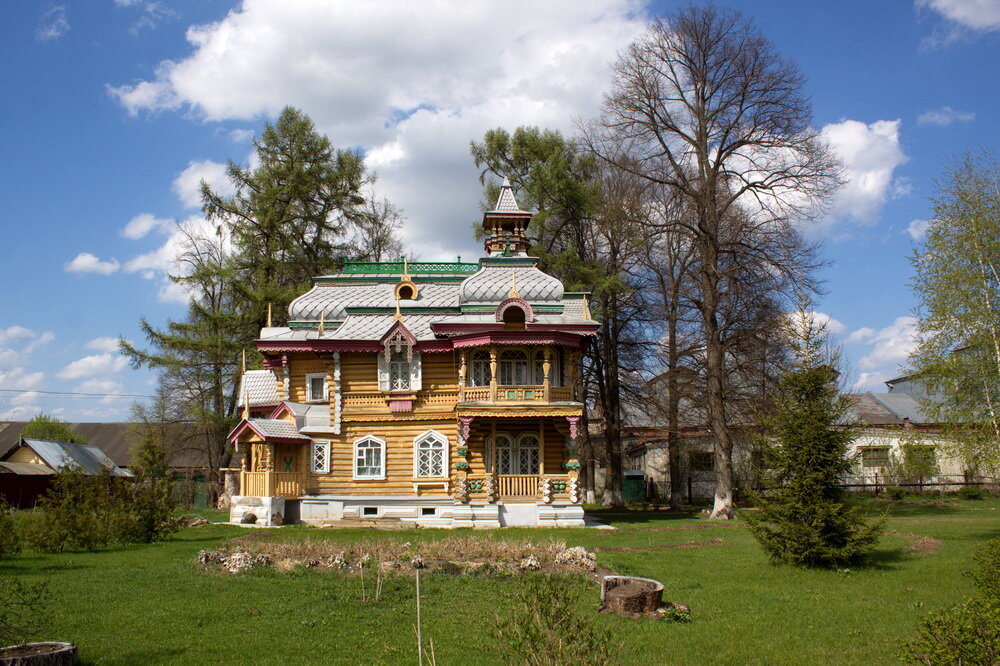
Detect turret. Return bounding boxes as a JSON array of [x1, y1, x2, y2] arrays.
[[482, 177, 532, 256]]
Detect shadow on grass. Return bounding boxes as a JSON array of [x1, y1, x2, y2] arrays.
[[78, 647, 187, 665], [583, 508, 700, 525]]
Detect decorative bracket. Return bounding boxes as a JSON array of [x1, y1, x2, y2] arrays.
[[565, 416, 581, 442], [457, 416, 474, 443]]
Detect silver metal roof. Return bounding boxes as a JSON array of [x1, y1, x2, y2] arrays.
[[18, 438, 130, 476], [237, 369, 280, 407], [459, 265, 563, 304], [279, 402, 331, 430], [289, 283, 459, 321], [490, 178, 529, 213], [247, 419, 311, 440], [869, 393, 931, 424]]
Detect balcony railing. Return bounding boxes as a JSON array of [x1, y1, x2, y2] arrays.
[[460, 385, 576, 403], [240, 471, 305, 497]]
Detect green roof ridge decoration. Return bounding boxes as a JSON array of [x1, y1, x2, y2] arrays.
[[341, 260, 478, 275]]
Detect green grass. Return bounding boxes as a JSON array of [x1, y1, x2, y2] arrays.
[[3, 498, 999, 664]]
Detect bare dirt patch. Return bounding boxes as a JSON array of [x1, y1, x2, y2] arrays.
[[888, 531, 942, 554], [608, 523, 744, 534]]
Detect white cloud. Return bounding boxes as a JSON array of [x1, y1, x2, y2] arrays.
[[917, 106, 976, 126], [917, 0, 1000, 31], [0, 326, 36, 343], [74, 378, 126, 403], [907, 218, 931, 241], [853, 316, 919, 374], [0, 367, 44, 390], [37, 5, 69, 42], [845, 327, 879, 344], [107, 0, 648, 260], [820, 119, 910, 231], [65, 252, 121, 275], [121, 213, 173, 239], [0, 403, 45, 421], [57, 354, 128, 380], [86, 337, 124, 353], [123, 215, 229, 304], [229, 128, 254, 143], [172, 159, 233, 209]]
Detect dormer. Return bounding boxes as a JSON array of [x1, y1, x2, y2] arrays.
[[483, 177, 532, 256]]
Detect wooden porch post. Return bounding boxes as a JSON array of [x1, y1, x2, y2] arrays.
[[459, 350, 467, 401], [489, 345, 498, 402], [542, 348, 552, 401]]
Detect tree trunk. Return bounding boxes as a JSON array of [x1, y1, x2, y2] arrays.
[[700, 235, 735, 520], [600, 297, 624, 507]]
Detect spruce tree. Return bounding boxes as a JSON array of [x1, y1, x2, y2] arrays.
[[746, 311, 883, 567]]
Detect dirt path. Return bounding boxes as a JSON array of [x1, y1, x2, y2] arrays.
[[595, 539, 726, 552], [888, 530, 942, 554]]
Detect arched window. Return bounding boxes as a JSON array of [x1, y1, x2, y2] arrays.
[[353, 436, 386, 479], [502, 304, 526, 328], [414, 430, 448, 478], [470, 349, 491, 387], [490, 432, 540, 475], [499, 349, 529, 385]]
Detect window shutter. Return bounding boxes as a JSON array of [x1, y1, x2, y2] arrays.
[[410, 352, 422, 391], [377, 352, 389, 391], [311, 441, 330, 473]]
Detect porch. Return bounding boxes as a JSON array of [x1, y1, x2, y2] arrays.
[[452, 472, 577, 503], [240, 470, 306, 497]]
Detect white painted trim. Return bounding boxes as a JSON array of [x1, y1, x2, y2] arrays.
[[353, 435, 387, 480], [413, 429, 449, 478], [311, 441, 330, 473], [412, 481, 449, 493], [332, 352, 342, 435], [305, 372, 328, 402]]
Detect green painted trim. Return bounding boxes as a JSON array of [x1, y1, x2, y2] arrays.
[[313, 275, 469, 284], [343, 306, 462, 315], [341, 260, 478, 275], [562, 292, 592, 299], [479, 256, 538, 267]]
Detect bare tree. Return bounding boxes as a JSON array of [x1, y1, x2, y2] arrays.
[[588, 6, 840, 518]]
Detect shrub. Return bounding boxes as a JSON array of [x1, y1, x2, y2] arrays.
[[491, 574, 620, 665], [21, 466, 180, 553], [0, 499, 20, 558], [971, 538, 1000, 601], [885, 486, 906, 501], [957, 486, 988, 501], [898, 598, 1000, 665]]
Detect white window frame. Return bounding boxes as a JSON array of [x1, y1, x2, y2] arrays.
[[470, 349, 491, 387], [413, 430, 449, 478], [377, 351, 422, 392], [498, 349, 529, 385], [306, 372, 328, 402], [310, 441, 330, 474], [353, 435, 386, 480]]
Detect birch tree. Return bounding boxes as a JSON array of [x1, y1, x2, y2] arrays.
[[910, 151, 1000, 471]]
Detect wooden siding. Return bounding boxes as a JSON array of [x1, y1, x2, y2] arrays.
[[7, 447, 45, 465]]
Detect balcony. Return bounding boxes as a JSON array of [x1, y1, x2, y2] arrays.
[[460, 384, 575, 403]]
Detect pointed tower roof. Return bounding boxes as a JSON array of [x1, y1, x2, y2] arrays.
[[482, 176, 532, 256]]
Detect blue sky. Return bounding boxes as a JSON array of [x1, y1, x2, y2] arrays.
[[1, 0, 997, 421]]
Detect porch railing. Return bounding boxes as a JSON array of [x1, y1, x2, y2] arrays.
[[456, 473, 573, 501], [498, 474, 540, 497], [240, 471, 305, 497]]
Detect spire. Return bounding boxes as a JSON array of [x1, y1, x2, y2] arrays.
[[508, 269, 520, 299], [494, 176, 521, 212], [266, 302, 272, 328], [581, 295, 591, 321]]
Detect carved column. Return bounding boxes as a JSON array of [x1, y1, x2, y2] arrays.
[[458, 350, 467, 401], [542, 347, 552, 401], [568, 350, 579, 401], [489, 345, 498, 402]]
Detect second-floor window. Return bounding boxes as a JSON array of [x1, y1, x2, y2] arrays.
[[378, 351, 422, 392], [470, 349, 491, 386], [306, 373, 328, 402], [499, 349, 529, 385]]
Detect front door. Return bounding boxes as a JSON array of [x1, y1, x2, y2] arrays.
[[493, 433, 540, 475]]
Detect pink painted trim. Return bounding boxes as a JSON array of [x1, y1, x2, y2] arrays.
[[379, 320, 416, 346], [450, 332, 587, 349], [227, 419, 310, 444], [495, 298, 534, 323], [387, 396, 415, 413]]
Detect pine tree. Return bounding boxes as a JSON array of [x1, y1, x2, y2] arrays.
[[745, 310, 883, 567]]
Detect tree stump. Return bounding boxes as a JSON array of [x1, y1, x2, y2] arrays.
[[0, 642, 78, 665], [600, 576, 664, 615]]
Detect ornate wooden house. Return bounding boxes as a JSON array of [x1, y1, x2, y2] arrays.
[[228, 181, 598, 527]]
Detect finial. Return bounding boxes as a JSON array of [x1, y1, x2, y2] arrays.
[[581, 295, 591, 321], [318, 311, 325, 335], [508, 270, 520, 299], [266, 302, 272, 328], [240, 350, 249, 420], [394, 292, 403, 321], [402, 255, 410, 281]]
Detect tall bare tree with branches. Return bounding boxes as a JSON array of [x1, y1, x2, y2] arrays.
[[588, 6, 840, 518]]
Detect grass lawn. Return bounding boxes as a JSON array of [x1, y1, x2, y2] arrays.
[[3, 498, 999, 665]]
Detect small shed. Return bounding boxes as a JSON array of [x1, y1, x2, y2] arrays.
[[0, 437, 130, 508]]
